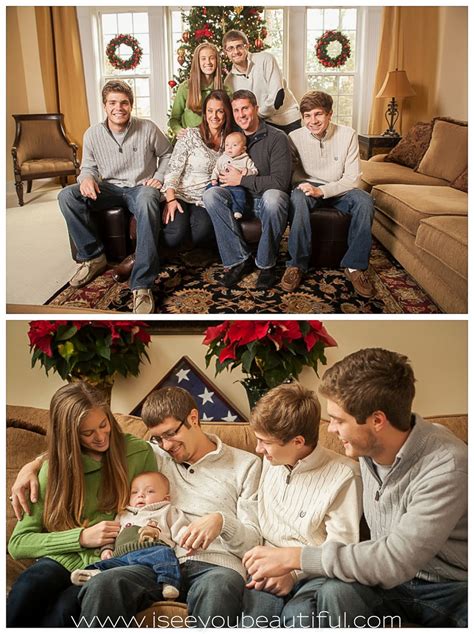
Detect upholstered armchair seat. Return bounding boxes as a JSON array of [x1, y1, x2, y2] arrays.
[[11, 113, 80, 206]]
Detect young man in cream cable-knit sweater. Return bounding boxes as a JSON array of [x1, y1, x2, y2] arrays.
[[244, 348, 467, 628], [242, 382, 362, 627], [58, 80, 172, 314], [281, 90, 375, 298]]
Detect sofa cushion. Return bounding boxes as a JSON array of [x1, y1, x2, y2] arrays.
[[360, 159, 448, 192], [450, 167, 468, 193], [373, 184, 468, 236], [415, 215, 468, 280], [417, 118, 468, 182], [385, 122, 432, 168]]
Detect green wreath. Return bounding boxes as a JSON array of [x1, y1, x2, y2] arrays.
[[106, 34, 143, 71], [315, 30, 351, 68]]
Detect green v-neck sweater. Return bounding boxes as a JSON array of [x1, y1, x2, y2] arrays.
[[8, 434, 157, 572]]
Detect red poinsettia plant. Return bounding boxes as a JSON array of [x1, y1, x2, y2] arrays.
[[28, 321, 151, 384], [203, 320, 337, 390]]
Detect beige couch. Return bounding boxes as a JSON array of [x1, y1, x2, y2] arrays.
[[6, 405, 468, 627], [360, 118, 468, 314]]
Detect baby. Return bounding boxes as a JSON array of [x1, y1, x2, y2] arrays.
[[71, 472, 188, 600], [211, 131, 258, 220]]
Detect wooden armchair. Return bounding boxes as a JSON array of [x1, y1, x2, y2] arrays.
[[11, 113, 80, 206]]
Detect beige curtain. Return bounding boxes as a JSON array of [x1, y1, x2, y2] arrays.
[[35, 7, 90, 156], [369, 7, 440, 135]]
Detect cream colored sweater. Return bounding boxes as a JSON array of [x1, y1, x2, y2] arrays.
[[289, 122, 361, 199], [151, 434, 262, 578]]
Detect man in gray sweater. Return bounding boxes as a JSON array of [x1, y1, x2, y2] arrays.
[[203, 90, 292, 290], [58, 80, 172, 314], [244, 348, 467, 627]]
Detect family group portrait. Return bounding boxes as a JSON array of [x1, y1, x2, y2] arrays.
[[3, 2, 469, 630], [5, 318, 468, 627], [6, 4, 468, 315]]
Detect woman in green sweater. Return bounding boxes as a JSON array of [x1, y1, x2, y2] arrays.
[[169, 42, 231, 137], [7, 382, 157, 627]]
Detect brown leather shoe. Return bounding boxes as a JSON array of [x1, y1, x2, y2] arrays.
[[112, 253, 135, 283], [344, 268, 375, 298], [281, 266, 303, 292]]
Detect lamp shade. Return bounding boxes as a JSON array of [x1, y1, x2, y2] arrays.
[[376, 70, 416, 99]]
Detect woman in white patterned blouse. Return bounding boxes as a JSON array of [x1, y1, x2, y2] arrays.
[[161, 90, 234, 250]]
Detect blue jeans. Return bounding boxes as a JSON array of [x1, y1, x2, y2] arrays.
[[203, 186, 289, 269], [93, 545, 181, 590], [241, 576, 326, 628], [77, 560, 245, 628], [7, 557, 81, 627], [317, 577, 468, 628], [287, 186, 374, 271], [58, 181, 162, 290], [206, 183, 247, 215], [162, 199, 215, 250]]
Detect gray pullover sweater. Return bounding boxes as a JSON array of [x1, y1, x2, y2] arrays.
[[78, 117, 172, 188], [301, 415, 467, 589]]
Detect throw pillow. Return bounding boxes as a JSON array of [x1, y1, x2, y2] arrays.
[[450, 167, 468, 193], [416, 117, 468, 182], [384, 121, 432, 169]]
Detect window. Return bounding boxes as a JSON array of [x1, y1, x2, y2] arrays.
[[306, 7, 358, 126], [99, 11, 151, 118]]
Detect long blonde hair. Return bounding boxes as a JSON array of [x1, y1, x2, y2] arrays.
[[187, 42, 224, 114], [43, 382, 129, 532]]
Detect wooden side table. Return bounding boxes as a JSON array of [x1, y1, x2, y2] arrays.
[[358, 134, 400, 160]]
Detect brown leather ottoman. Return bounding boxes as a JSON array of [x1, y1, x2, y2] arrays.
[[69, 206, 133, 263], [241, 207, 350, 268]]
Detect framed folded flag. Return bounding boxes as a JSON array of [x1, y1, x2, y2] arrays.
[[130, 355, 247, 422]]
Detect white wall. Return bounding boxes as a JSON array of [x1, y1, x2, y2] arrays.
[[7, 320, 467, 419]]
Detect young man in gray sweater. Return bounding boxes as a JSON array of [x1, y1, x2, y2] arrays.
[[244, 348, 467, 628], [202, 90, 292, 290], [58, 80, 172, 314]]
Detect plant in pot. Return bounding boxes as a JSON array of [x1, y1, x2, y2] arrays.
[[28, 320, 152, 402], [203, 320, 337, 409]]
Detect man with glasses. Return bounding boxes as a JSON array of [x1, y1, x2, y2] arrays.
[[223, 30, 301, 135], [74, 387, 262, 627]]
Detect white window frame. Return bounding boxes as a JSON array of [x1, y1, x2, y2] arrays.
[[77, 6, 170, 130]]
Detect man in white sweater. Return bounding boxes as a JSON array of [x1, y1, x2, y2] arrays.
[[282, 90, 375, 298], [242, 382, 362, 627], [76, 387, 262, 627], [223, 30, 301, 134], [58, 80, 172, 314], [244, 349, 467, 628]]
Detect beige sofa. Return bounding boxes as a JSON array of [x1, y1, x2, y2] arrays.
[[359, 118, 468, 314], [6, 405, 468, 627]]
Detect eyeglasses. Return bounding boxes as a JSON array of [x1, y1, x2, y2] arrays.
[[225, 44, 246, 53], [149, 421, 186, 447]]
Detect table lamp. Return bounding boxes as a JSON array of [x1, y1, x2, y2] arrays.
[[376, 69, 416, 136]]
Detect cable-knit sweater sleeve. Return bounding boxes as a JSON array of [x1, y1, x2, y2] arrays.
[[150, 123, 173, 183], [77, 128, 100, 184], [218, 454, 262, 556]]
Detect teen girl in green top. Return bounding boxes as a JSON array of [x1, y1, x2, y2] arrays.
[[169, 42, 232, 137], [7, 382, 157, 627]]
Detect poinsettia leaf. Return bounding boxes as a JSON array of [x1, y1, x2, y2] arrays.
[[55, 324, 78, 341]]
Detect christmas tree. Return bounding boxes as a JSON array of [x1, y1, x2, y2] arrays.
[[168, 6, 269, 89]]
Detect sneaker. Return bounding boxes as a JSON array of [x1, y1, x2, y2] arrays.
[[132, 288, 155, 314], [71, 569, 102, 586], [256, 267, 277, 290], [162, 584, 180, 599], [69, 254, 107, 288], [222, 258, 254, 288], [344, 268, 375, 298], [281, 266, 303, 292]]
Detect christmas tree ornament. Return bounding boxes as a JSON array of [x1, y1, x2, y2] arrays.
[[177, 46, 186, 56], [234, 6, 243, 14], [261, 27, 268, 39], [182, 31, 190, 42], [168, 79, 177, 88], [254, 38, 263, 49]]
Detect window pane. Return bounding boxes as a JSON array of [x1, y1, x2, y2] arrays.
[[339, 75, 354, 95], [135, 78, 150, 98], [117, 13, 133, 33], [133, 13, 149, 33], [264, 9, 284, 69], [135, 97, 150, 118], [102, 14, 117, 36], [323, 8, 340, 30], [307, 8, 323, 27], [308, 75, 337, 93], [341, 8, 357, 30]]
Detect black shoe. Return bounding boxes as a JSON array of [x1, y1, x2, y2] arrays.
[[222, 258, 254, 288], [256, 267, 277, 290]]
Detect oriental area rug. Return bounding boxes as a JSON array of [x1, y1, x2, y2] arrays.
[[46, 239, 440, 314]]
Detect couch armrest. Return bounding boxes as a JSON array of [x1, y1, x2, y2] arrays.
[[369, 153, 388, 162]]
